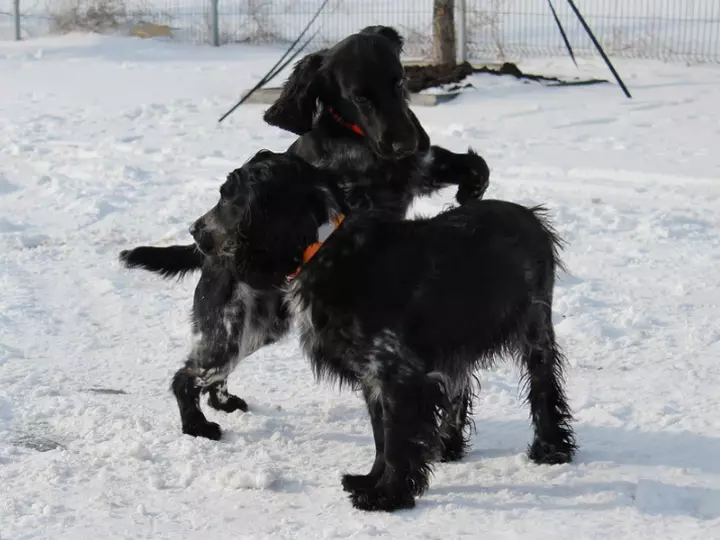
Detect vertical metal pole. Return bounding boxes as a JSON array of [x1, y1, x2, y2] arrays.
[[13, 0, 21, 41], [210, 0, 220, 46], [456, 0, 466, 63]]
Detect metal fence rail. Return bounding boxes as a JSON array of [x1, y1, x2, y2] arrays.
[[2, 0, 719, 64]]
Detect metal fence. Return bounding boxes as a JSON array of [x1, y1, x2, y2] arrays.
[[2, 1, 719, 63]]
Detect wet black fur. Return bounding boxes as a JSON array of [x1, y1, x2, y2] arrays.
[[132, 150, 576, 511]]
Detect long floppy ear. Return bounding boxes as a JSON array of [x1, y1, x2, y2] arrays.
[[409, 109, 430, 153], [262, 52, 325, 135], [359, 25, 404, 54]]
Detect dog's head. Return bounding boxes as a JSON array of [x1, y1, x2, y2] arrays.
[[263, 26, 420, 160], [189, 150, 340, 289]]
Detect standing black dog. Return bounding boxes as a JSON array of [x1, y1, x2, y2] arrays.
[[173, 150, 575, 512], [120, 25, 490, 429]]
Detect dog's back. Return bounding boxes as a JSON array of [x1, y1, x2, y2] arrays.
[[296, 199, 562, 355]]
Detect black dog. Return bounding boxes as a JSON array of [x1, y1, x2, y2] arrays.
[[121, 25, 489, 278], [149, 150, 576, 511]]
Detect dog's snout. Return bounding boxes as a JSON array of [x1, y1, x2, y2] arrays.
[[190, 220, 214, 254], [189, 220, 203, 239]]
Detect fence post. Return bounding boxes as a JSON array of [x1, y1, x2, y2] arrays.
[[210, 0, 220, 46], [13, 0, 21, 41], [456, 0, 466, 63]]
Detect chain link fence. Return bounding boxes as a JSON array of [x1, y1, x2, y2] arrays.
[[2, 0, 719, 63]]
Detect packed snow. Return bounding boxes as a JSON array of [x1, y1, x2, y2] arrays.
[[1, 33, 720, 539]]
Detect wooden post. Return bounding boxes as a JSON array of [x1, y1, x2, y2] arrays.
[[432, 0, 456, 65]]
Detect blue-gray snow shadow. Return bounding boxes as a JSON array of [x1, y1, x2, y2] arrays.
[[422, 419, 720, 518], [426, 480, 720, 519], [458, 418, 720, 474]]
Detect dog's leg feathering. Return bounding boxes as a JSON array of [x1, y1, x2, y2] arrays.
[[439, 382, 475, 462], [521, 300, 577, 464]]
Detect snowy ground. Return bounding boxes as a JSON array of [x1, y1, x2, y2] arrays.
[[1, 33, 720, 539]]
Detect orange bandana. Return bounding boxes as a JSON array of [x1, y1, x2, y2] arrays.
[[288, 214, 345, 279]]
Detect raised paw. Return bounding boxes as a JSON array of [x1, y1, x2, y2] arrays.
[[349, 485, 415, 512], [528, 437, 576, 465], [342, 473, 379, 493], [182, 419, 222, 441], [208, 393, 248, 413]]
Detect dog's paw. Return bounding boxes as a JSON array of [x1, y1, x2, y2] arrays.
[[208, 393, 248, 414], [349, 486, 415, 512], [225, 395, 248, 413], [528, 438, 576, 465], [342, 473, 379, 493], [182, 420, 222, 441]]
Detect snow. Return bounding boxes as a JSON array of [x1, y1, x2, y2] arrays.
[[1, 33, 720, 539], [3, 0, 719, 62]]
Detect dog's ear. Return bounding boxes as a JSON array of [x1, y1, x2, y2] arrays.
[[262, 52, 325, 135], [409, 109, 430, 152], [359, 26, 404, 54], [243, 208, 321, 290]]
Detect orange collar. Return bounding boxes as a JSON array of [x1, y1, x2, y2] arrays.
[[328, 108, 364, 137], [288, 214, 345, 279]]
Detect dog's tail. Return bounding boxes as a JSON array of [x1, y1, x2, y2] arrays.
[[528, 205, 568, 276], [119, 244, 204, 279]]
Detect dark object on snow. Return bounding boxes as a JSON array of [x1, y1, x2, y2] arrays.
[[12, 432, 64, 452], [404, 62, 475, 93], [86, 387, 128, 395], [123, 150, 576, 512], [405, 61, 609, 93], [476, 62, 610, 87]]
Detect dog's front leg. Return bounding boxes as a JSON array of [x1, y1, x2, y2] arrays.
[[342, 388, 385, 494], [347, 333, 444, 512]]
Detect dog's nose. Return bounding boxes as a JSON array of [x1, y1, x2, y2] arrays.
[[189, 221, 203, 240]]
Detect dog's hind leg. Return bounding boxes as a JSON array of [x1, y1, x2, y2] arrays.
[[342, 389, 385, 494], [347, 331, 445, 512], [439, 381, 474, 463], [520, 299, 577, 465]]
